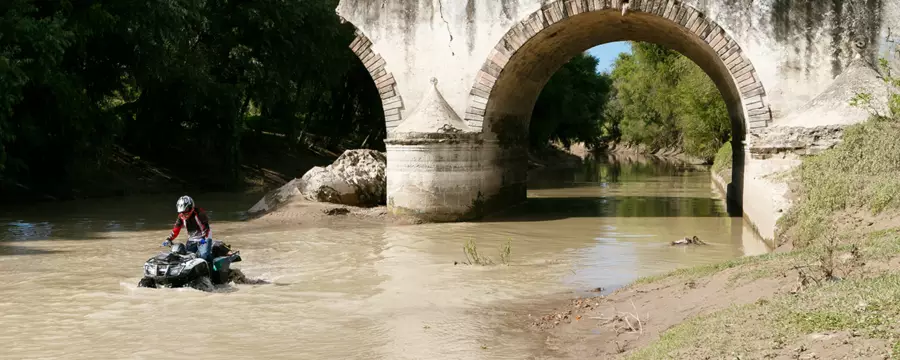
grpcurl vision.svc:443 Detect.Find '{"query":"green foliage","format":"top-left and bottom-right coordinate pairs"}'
top-left (461, 239), bottom-right (513, 266)
top-left (675, 61), bottom-right (732, 159)
top-left (609, 45), bottom-right (681, 150)
top-left (711, 141), bottom-right (733, 178)
top-left (630, 52), bottom-right (900, 359)
top-left (463, 239), bottom-right (493, 266)
top-left (530, 53), bottom-right (612, 149)
top-left (529, 43), bottom-right (731, 158)
top-left (605, 43), bottom-right (731, 161)
top-left (1, 8), bottom-right (737, 198)
top-left (0, 0), bottom-right (384, 198)
top-left (499, 239), bottom-right (511, 266)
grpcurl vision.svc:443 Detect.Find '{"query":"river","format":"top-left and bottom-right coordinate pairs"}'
top-left (0, 154), bottom-right (769, 359)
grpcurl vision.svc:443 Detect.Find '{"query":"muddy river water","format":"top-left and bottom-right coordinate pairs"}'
top-left (0, 155), bottom-right (770, 359)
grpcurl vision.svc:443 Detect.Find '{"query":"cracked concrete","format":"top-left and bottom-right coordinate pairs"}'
top-left (749, 125), bottom-right (846, 158)
top-left (436, 0), bottom-right (455, 56)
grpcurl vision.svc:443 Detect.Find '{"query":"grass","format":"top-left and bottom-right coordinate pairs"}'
top-left (462, 239), bottom-right (512, 266)
top-left (783, 275), bottom-right (900, 337)
top-left (625, 226), bottom-right (900, 358)
top-left (629, 274), bottom-right (900, 360)
top-left (776, 117), bottom-right (900, 248)
top-left (862, 228), bottom-right (900, 260)
top-left (710, 141), bottom-right (732, 179)
top-left (638, 117), bottom-right (900, 288)
top-left (499, 239), bottom-right (511, 265)
top-left (463, 239), bottom-right (494, 265)
top-left (632, 250), bottom-right (792, 286)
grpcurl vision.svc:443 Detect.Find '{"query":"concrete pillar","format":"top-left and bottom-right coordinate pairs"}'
top-left (384, 79), bottom-right (526, 222)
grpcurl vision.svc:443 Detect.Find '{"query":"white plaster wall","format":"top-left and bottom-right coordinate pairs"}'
top-left (685, 0), bottom-right (812, 119)
top-left (338, 0), bottom-right (543, 127)
top-left (693, 0), bottom-right (900, 125)
top-left (880, 1), bottom-right (900, 74)
top-left (385, 140), bottom-right (511, 221)
top-left (741, 155), bottom-right (800, 242)
top-left (338, 0), bottom-right (893, 129)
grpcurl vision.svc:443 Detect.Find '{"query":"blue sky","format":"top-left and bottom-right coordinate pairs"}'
top-left (587, 41), bottom-right (632, 74)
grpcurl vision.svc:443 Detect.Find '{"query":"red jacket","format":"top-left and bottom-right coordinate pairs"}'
top-left (168, 208), bottom-right (211, 241)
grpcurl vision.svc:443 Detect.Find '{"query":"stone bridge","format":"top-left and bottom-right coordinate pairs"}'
top-left (336, 0), bottom-right (899, 240)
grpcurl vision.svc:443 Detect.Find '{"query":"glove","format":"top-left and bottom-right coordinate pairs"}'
top-left (162, 240), bottom-right (172, 247)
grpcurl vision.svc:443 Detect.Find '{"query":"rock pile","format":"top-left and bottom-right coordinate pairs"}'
top-left (248, 149), bottom-right (386, 215)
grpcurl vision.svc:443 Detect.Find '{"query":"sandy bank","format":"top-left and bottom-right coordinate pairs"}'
top-left (520, 264), bottom-right (799, 359)
top-left (247, 200), bottom-right (421, 228)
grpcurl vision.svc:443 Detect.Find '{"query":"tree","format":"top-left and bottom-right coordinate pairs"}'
top-left (0, 0), bottom-right (386, 199)
top-left (530, 53), bottom-right (612, 149)
top-left (604, 42), bottom-right (731, 161)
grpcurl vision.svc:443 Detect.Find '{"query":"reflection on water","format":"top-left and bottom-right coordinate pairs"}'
top-left (0, 154), bottom-right (770, 359)
top-left (0, 193), bottom-right (261, 243)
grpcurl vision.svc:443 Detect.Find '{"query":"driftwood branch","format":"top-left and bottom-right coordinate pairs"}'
top-left (595, 301), bottom-right (648, 335)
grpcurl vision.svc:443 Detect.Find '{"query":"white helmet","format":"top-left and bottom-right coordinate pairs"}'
top-left (176, 195), bottom-right (194, 213)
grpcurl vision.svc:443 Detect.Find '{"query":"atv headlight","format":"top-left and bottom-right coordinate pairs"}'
top-left (144, 264), bottom-right (154, 276)
top-left (169, 264), bottom-right (185, 276)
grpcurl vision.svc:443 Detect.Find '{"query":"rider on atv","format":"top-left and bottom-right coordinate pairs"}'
top-left (162, 196), bottom-right (214, 263)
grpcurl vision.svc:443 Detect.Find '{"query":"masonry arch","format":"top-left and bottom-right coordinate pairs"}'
top-left (348, 29), bottom-right (406, 129)
top-left (463, 1), bottom-right (771, 145)
top-left (461, 1), bottom-right (771, 211)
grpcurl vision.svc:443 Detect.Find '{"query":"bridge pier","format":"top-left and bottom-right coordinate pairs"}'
top-left (384, 80), bottom-right (526, 222)
top-left (385, 134), bottom-right (525, 222)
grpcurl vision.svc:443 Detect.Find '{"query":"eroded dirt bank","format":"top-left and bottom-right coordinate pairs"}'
top-left (522, 245), bottom-right (900, 360)
top-left (521, 267), bottom-right (799, 359)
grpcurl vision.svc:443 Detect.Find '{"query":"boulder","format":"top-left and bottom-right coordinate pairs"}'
top-left (298, 166), bottom-right (357, 204)
top-left (247, 149), bottom-right (387, 215)
top-left (300, 149), bottom-right (386, 207)
top-left (248, 178), bottom-right (303, 214)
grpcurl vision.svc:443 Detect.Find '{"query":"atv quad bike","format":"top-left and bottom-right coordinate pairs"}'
top-left (137, 240), bottom-right (241, 291)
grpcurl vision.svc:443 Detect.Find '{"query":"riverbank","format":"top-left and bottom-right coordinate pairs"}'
top-left (0, 133), bottom-right (341, 204)
top-left (522, 116), bottom-right (900, 359)
top-left (598, 141), bottom-right (709, 165)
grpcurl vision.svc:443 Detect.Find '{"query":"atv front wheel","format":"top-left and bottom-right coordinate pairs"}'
top-left (189, 276), bottom-right (215, 292)
top-left (138, 277), bottom-right (157, 288)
